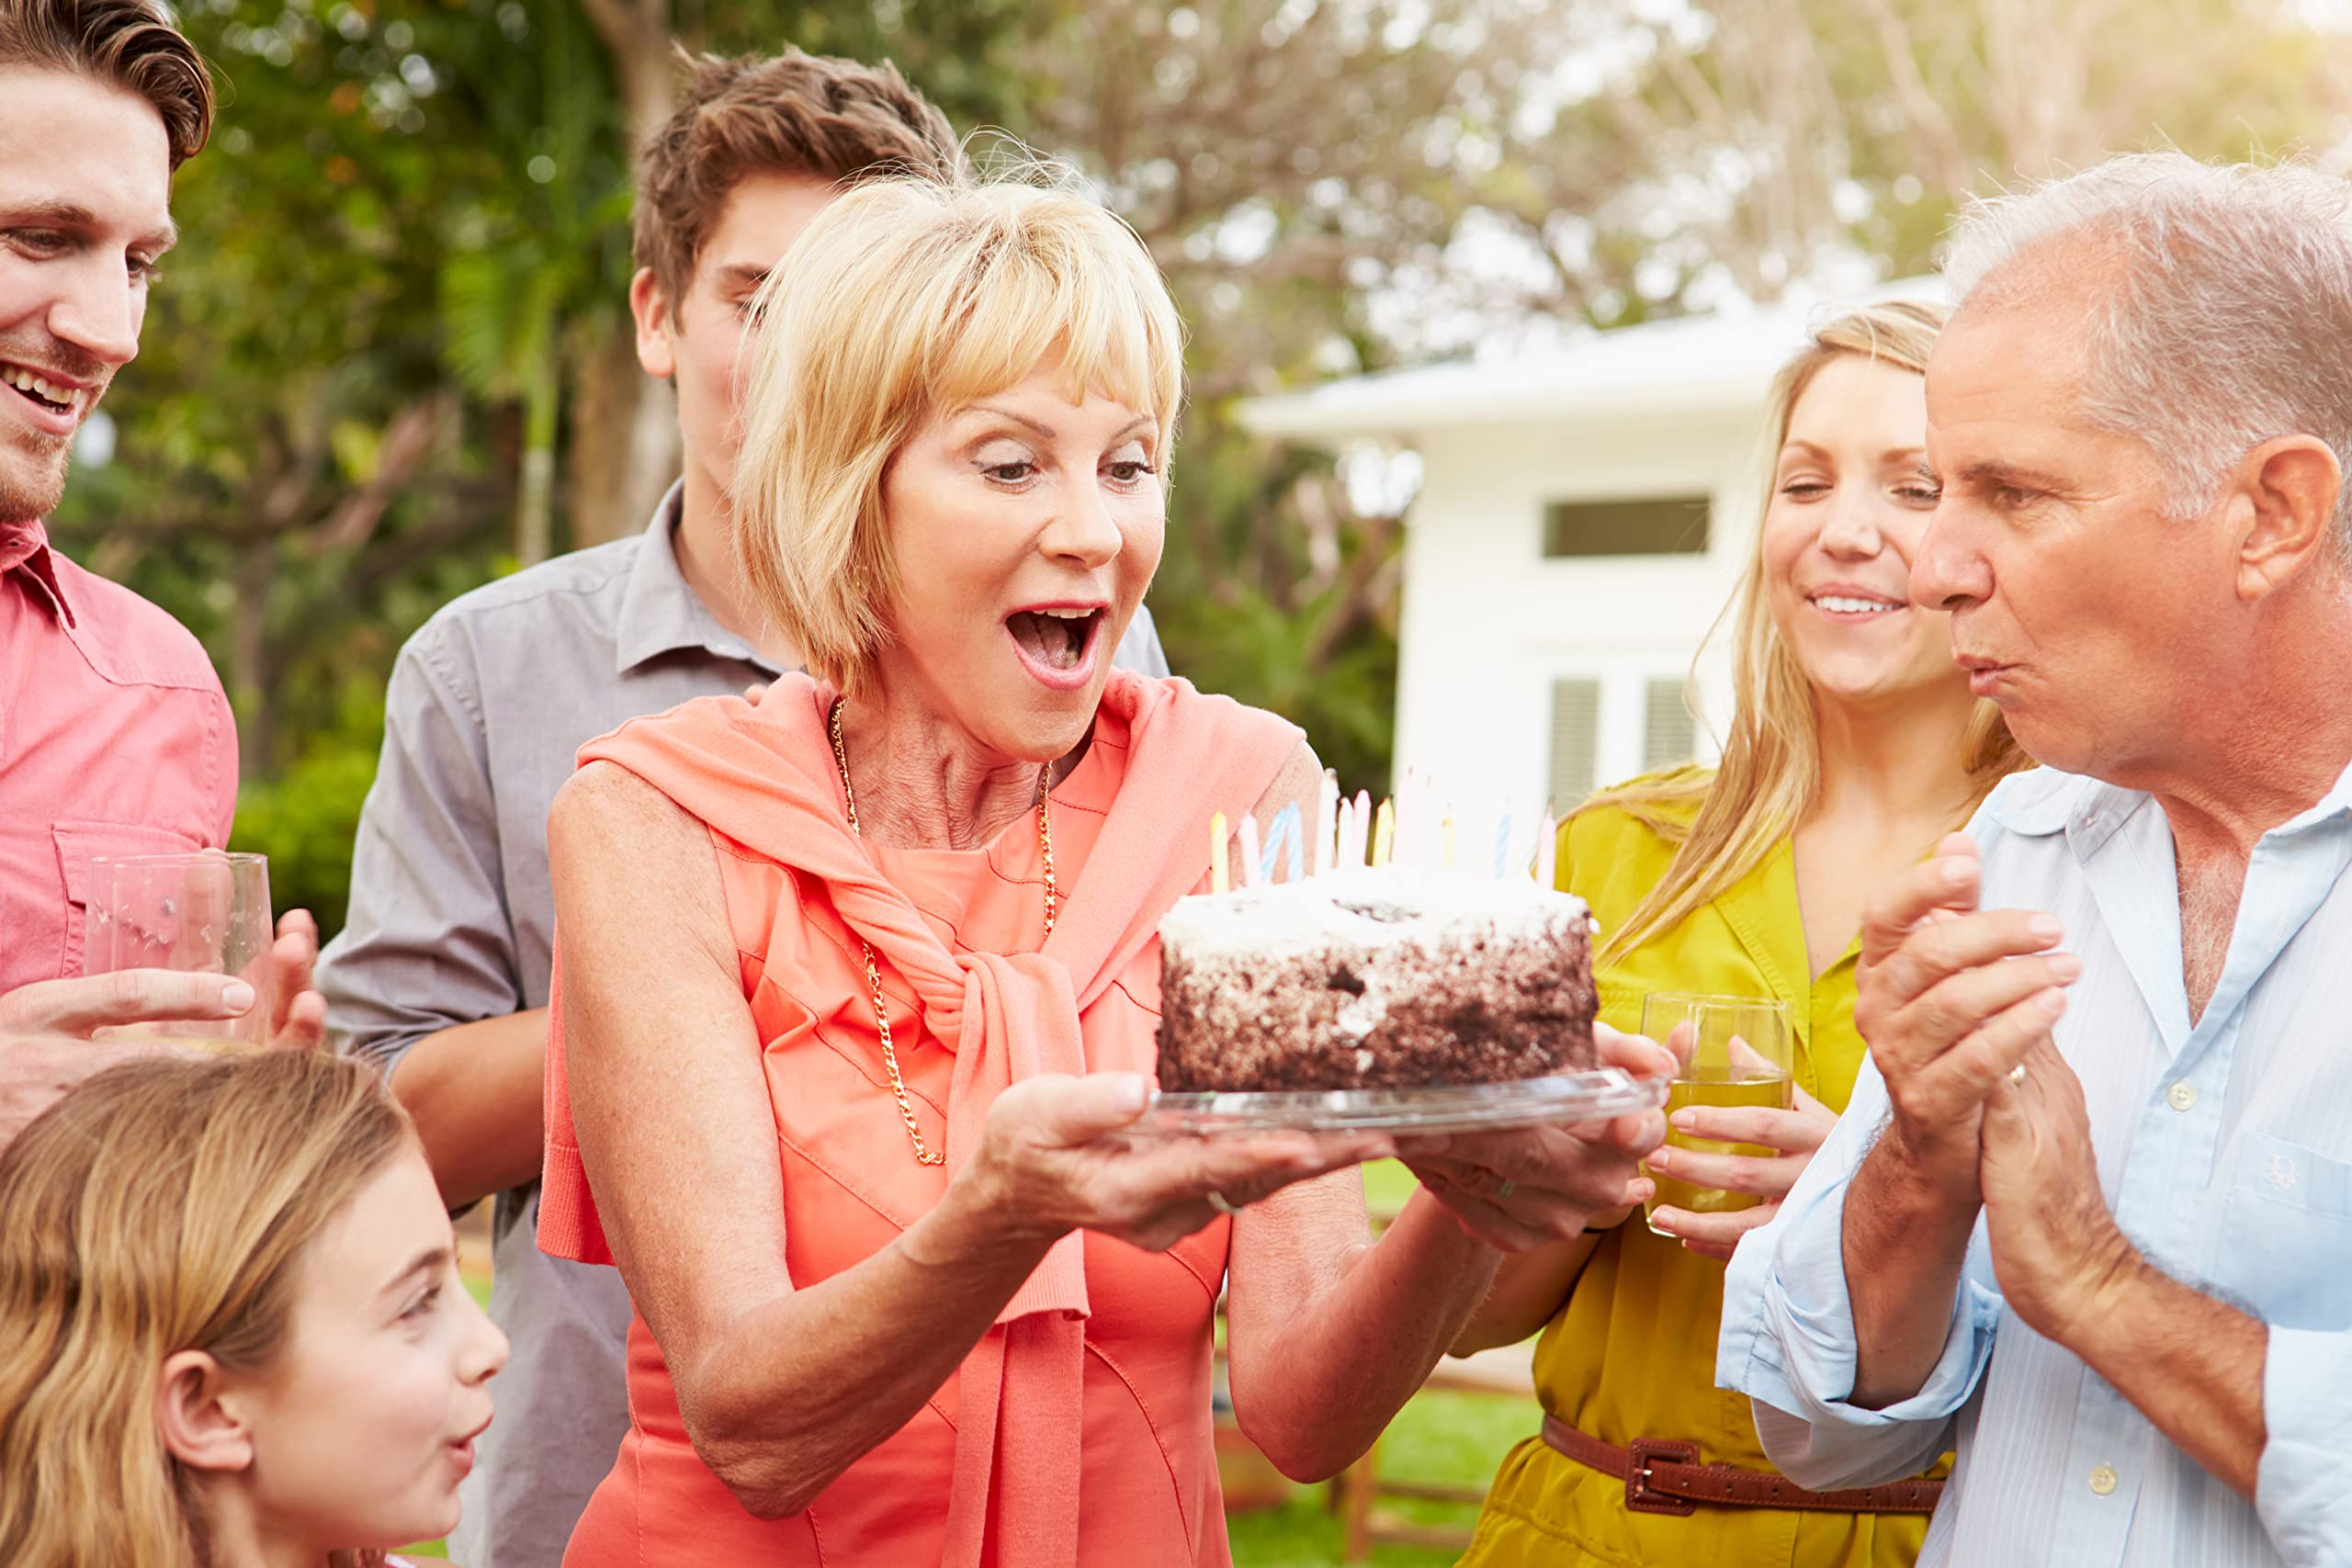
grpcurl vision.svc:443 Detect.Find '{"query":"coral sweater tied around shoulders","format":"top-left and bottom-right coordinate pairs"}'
top-left (539, 671), bottom-right (1302, 1568)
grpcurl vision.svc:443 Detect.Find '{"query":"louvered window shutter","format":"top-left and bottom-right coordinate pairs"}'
top-left (1548, 678), bottom-right (1602, 809)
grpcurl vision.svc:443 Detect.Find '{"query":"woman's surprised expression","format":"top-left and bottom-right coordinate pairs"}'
top-left (1761, 353), bottom-right (1955, 711)
top-left (880, 365), bottom-right (1164, 762)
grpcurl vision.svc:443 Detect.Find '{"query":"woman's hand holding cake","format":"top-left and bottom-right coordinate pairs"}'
top-left (963, 1072), bottom-right (1393, 1253)
top-left (1393, 1024), bottom-right (1675, 1252)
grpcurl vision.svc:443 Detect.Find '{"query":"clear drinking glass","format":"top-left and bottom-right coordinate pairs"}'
top-left (81, 851), bottom-right (275, 1054)
top-left (1638, 991), bottom-right (1793, 1235)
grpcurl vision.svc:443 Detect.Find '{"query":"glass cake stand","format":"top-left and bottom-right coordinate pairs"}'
top-left (1130, 1067), bottom-right (1668, 1138)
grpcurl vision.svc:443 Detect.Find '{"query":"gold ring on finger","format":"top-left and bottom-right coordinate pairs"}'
top-left (2007, 1063), bottom-right (2028, 1089)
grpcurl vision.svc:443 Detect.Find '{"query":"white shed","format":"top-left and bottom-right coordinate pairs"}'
top-left (1238, 281), bottom-right (1940, 814)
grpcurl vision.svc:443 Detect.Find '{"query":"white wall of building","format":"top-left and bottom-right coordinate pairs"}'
top-left (1238, 278), bottom-right (1945, 820)
top-left (1392, 406), bottom-right (1764, 814)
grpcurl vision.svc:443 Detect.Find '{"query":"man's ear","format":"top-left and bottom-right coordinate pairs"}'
top-left (155, 1349), bottom-right (255, 1473)
top-left (629, 266), bottom-right (678, 380)
top-left (2234, 434), bottom-right (2341, 600)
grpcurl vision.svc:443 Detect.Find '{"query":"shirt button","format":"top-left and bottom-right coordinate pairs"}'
top-left (2166, 1081), bottom-right (2197, 1112)
top-left (2089, 1464), bottom-right (2119, 1496)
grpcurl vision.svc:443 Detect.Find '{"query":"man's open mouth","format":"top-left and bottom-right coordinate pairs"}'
top-left (1006, 606), bottom-right (1102, 672)
top-left (1, 363), bottom-right (77, 417)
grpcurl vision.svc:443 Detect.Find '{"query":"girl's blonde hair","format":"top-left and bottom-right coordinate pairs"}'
top-left (732, 167), bottom-right (1187, 694)
top-left (1583, 299), bottom-right (2030, 964)
top-left (0, 1051), bottom-right (413, 1568)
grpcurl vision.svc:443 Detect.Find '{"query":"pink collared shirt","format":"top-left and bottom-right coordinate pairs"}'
top-left (1, 518), bottom-right (236, 992)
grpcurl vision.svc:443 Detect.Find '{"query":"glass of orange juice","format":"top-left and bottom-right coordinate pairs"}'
top-left (1638, 992), bottom-right (1792, 1235)
top-left (82, 852), bottom-right (275, 1054)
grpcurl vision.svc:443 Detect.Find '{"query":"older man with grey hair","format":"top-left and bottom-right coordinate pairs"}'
top-left (1716, 152), bottom-right (2352, 1566)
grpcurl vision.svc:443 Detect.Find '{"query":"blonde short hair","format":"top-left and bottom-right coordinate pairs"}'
top-left (731, 172), bottom-right (1186, 694)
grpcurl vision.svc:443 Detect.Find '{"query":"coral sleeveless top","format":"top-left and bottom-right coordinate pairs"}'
top-left (540, 672), bottom-right (1300, 1567)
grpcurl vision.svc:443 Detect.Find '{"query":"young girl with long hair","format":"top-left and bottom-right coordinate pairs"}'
top-left (0, 1050), bottom-right (508, 1568)
top-left (1455, 299), bottom-right (2030, 1566)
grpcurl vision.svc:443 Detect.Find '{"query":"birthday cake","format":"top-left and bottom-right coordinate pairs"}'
top-left (1154, 874), bottom-right (1598, 1093)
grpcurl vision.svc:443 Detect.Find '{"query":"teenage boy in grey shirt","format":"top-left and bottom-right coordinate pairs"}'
top-left (318, 51), bottom-right (1167, 1568)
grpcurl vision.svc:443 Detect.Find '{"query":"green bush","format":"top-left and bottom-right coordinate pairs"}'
top-left (229, 690), bottom-right (386, 943)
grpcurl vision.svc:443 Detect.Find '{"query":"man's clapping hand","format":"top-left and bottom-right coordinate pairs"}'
top-left (1855, 833), bottom-right (2078, 1197)
top-left (1977, 1035), bottom-right (2138, 1341)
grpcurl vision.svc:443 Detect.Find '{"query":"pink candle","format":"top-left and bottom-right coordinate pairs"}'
top-left (1238, 813), bottom-right (1263, 889)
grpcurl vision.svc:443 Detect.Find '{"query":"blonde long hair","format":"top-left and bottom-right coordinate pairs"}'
top-left (1585, 299), bottom-right (2030, 965)
top-left (0, 1052), bottom-right (412, 1568)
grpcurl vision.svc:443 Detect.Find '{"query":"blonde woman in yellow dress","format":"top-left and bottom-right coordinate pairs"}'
top-left (1454, 300), bottom-right (2031, 1568)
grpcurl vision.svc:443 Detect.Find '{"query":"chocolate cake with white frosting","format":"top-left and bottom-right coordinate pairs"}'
top-left (1154, 875), bottom-right (1597, 1092)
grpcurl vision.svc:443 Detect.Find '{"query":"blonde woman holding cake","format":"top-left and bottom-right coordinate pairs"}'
top-left (537, 169), bottom-right (1672, 1568)
top-left (1453, 299), bottom-right (2030, 1568)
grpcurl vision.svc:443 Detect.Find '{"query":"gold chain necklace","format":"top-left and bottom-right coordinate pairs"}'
top-left (828, 698), bottom-right (1058, 1165)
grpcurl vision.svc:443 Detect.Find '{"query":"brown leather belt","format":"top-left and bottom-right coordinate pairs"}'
top-left (1542, 1415), bottom-right (1945, 1517)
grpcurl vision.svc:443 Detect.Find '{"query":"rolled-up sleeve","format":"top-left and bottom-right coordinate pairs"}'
top-left (1718, 1053), bottom-right (2000, 1489)
top-left (318, 626), bottom-right (522, 1073)
top-left (2257, 1326), bottom-right (2352, 1565)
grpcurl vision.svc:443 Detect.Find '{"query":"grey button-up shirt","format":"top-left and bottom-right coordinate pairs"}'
top-left (317, 486), bottom-right (1167, 1568)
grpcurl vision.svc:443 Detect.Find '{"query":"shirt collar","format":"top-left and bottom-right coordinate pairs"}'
top-left (611, 481), bottom-right (776, 677)
top-left (0, 517), bottom-right (76, 628)
top-left (1984, 751), bottom-right (2352, 852)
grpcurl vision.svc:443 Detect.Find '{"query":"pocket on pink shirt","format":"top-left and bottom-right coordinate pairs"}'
top-left (52, 819), bottom-right (205, 978)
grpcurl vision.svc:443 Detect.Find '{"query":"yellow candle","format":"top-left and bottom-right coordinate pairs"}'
top-left (1371, 799), bottom-right (1396, 868)
top-left (1211, 810), bottom-right (1229, 893)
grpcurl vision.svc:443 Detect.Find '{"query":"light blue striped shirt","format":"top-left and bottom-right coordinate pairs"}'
top-left (1717, 761), bottom-right (2352, 1567)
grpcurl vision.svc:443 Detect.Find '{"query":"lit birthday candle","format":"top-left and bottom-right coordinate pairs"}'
top-left (1211, 810), bottom-right (1228, 893)
top-left (1238, 813), bottom-right (1263, 889)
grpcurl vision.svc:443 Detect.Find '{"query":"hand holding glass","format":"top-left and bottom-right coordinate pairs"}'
top-left (1638, 992), bottom-right (1792, 1235)
top-left (82, 852), bottom-right (276, 1054)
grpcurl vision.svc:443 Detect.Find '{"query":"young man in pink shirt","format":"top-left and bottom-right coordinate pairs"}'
top-left (0, 0), bottom-right (322, 1145)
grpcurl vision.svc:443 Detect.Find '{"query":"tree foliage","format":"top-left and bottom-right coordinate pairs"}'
top-left (48, 0), bottom-right (2352, 933)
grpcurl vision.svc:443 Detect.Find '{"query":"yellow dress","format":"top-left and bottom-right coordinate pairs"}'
top-left (1458, 776), bottom-right (1946, 1568)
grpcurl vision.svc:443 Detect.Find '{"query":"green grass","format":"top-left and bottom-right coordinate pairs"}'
top-left (1227, 1389), bottom-right (1532, 1566)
